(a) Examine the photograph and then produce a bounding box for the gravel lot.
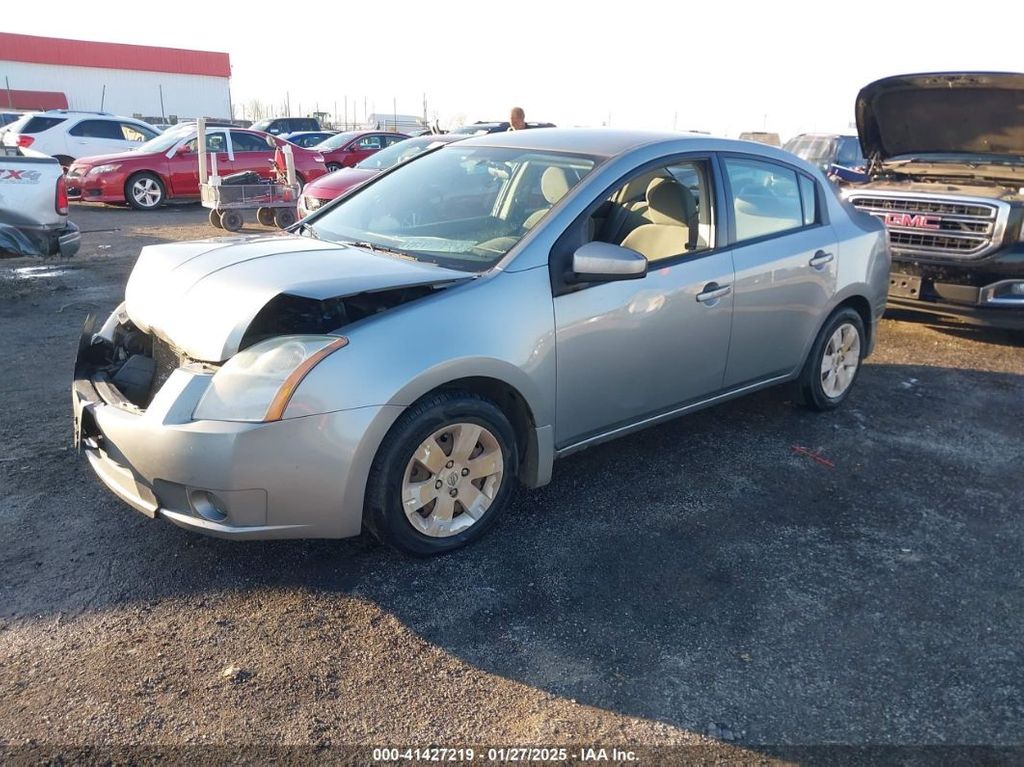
[1,203,1022,757]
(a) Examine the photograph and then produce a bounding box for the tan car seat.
[522,166,571,230]
[620,180,697,262]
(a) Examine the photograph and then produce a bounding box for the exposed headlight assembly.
[193,335,348,422]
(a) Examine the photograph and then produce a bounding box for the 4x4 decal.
[0,168,42,183]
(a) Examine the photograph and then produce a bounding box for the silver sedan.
[73,129,891,555]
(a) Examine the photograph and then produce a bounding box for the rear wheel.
[220,210,243,231]
[209,209,224,228]
[326,162,342,173]
[256,207,276,226]
[364,392,518,556]
[274,208,296,229]
[125,172,165,210]
[797,307,865,411]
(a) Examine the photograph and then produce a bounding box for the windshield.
[315,131,361,150]
[835,137,865,167]
[309,145,597,271]
[134,130,188,154]
[355,136,448,170]
[784,135,834,166]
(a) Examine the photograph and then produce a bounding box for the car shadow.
[884,309,1023,347]
[3,361,1023,744]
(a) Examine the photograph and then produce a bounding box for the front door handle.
[809,250,834,269]
[696,283,731,304]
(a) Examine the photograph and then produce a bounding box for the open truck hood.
[124,234,472,362]
[856,72,1024,164]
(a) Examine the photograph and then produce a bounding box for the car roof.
[453,128,764,158]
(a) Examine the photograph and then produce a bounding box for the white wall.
[0,61,231,119]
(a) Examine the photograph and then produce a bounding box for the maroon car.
[314,130,408,172]
[299,133,463,217]
[66,125,328,210]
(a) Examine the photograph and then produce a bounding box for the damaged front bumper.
[72,316,388,540]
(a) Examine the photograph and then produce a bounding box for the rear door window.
[230,131,271,152]
[69,119,123,139]
[724,157,805,242]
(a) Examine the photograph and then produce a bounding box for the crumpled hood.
[856,72,1024,162]
[124,234,472,362]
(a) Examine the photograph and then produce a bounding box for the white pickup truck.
[0,145,80,257]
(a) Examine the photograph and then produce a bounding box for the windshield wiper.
[341,240,415,259]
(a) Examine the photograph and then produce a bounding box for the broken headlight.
[193,335,347,422]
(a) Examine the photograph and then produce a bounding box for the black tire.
[256,207,276,226]
[364,391,518,557]
[796,307,866,411]
[220,210,243,232]
[209,209,224,228]
[125,172,165,210]
[326,162,342,173]
[54,155,74,174]
[274,208,297,229]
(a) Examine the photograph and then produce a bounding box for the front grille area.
[151,334,187,397]
[847,193,1006,261]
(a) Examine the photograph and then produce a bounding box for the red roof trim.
[0,33,230,78]
[1,89,68,111]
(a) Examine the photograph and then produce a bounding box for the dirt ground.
[1,203,1022,760]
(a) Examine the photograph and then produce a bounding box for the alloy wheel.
[820,322,861,398]
[131,177,162,208]
[401,422,504,538]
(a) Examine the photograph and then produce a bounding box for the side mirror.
[176,144,193,156]
[569,241,647,283]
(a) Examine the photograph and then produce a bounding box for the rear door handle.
[810,250,834,268]
[696,283,731,304]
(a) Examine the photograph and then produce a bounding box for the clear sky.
[9,0,1024,138]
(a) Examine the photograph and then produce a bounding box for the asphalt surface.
[1,203,1022,758]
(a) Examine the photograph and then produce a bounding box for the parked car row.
[65,124,329,209]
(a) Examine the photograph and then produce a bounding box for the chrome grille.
[847,192,1008,261]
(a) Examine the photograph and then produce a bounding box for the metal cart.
[196,118,301,232]
[201,181,299,232]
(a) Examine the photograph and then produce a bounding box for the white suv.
[0,111,160,169]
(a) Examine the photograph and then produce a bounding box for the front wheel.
[274,208,296,229]
[796,307,866,411]
[326,162,342,173]
[364,392,518,556]
[209,209,224,228]
[125,172,165,210]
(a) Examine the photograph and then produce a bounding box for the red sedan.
[299,133,463,217]
[314,130,408,172]
[66,125,328,210]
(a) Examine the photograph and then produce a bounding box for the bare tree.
[247,99,269,121]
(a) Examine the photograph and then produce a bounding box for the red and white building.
[0,33,232,120]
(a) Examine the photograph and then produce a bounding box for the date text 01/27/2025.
[370,747,639,762]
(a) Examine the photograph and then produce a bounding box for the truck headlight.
[193,335,348,422]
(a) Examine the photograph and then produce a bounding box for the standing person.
[509,107,527,131]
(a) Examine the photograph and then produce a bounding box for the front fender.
[284,265,557,427]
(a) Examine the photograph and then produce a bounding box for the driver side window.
[585,160,715,263]
[183,132,227,153]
